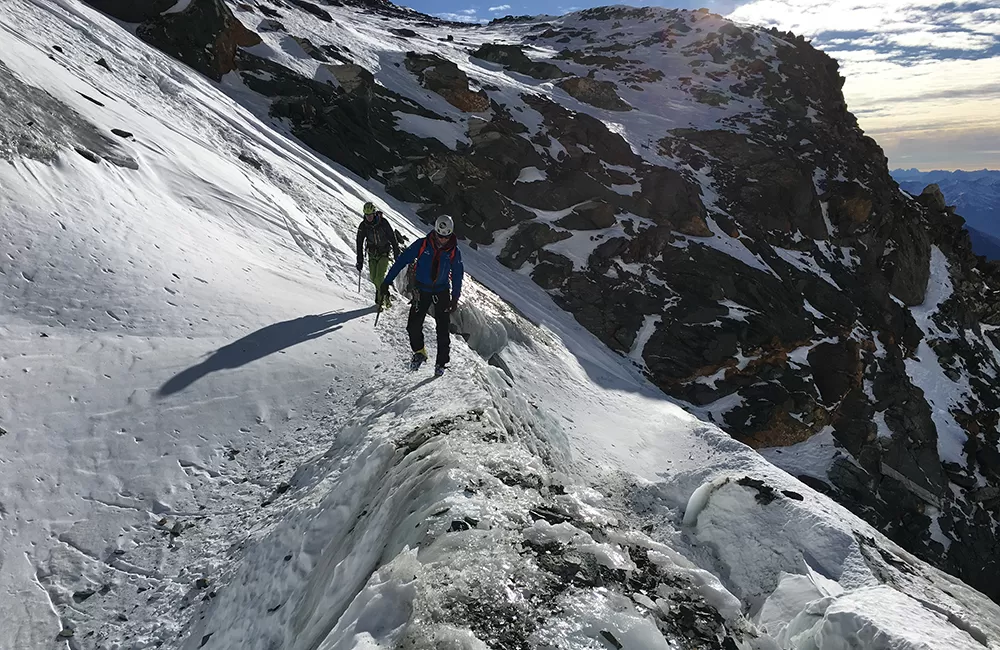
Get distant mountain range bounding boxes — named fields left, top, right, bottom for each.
left=892, top=168, right=1000, bottom=259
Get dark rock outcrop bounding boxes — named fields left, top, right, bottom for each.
left=137, top=0, right=261, bottom=81
left=292, top=36, right=330, bottom=61
left=665, top=130, right=825, bottom=239
left=404, top=52, right=490, bottom=112
left=287, top=0, right=332, bottom=21
left=472, top=44, right=566, bottom=79
left=557, top=76, right=631, bottom=111
left=808, top=339, right=861, bottom=404
left=81, top=0, right=176, bottom=23
left=499, top=222, right=572, bottom=269
left=555, top=201, right=616, bottom=230
left=236, top=52, right=446, bottom=180
left=634, top=168, right=710, bottom=236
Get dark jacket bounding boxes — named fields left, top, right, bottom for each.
left=356, top=214, right=400, bottom=265
left=385, top=233, right=463, bottom=298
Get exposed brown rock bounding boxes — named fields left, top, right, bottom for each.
left=405, top=52, right=490, bottom=112
left=557, top=77, right=631, bottom=111
left=137, top=0, right=261, bottom=81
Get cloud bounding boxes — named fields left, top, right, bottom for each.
left=489, top=4, right=511, bottom=11
left=728, top=0, right=1000, bottom=169
left=890, top=30, right=995, bottom=50
left=436, top=9, right=486, bottom=22
left=730, top=1, right=1000, bottom=41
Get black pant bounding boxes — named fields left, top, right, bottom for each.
left=407, top=290, right=450, bottom=366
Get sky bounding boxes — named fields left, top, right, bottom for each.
left=402, top=0, right=1000, bottom=171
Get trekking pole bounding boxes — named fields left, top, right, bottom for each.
left=374, top=297, right=383, bottom=328
left=357, top=267, right=362, bottom=293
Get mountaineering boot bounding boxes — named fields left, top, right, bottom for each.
left=410, top=348, right=428, bottom=371
left=434, top=365, right=445, bottom=377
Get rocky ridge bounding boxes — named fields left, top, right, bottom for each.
left=80, top=0, right=1000, bottom=603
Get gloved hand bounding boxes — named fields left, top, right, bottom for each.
left=379, top=281, right=391, bottom=297
left=356, top=261, right=363, bottom=272
left=448, top=296, right=459, bottom=313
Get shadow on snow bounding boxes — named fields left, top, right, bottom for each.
left=157, top=308, right=374, bottom=396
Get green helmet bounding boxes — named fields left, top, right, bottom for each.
left=363, top=201, right=376, bottom=216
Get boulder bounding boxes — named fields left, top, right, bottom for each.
left=633, top=168, right=710, bottom=236
left=918, top=184, right=947, bottom=212
left=404, top=52, right=490, bottom=112
left=827, top=181, right=873, bottom=234
left=532, top=251, right=574, bottom=289
left=292, top=37, right=329, bottom=62
left=287, top=0, right=332, bottom=21
left=884, top=216, right=931, bottom=306
left=137, top=0, right=261, bottom=81
left=732, top=404, right=815, bottom=449
left=807, top=339, right=861, bottom=404
left=507, top=169, right=614, bottom=211
left=258, top=18, right=284, bottom=31
left=499, top=222, right=572, bottom=270
left=557, top=274, right=653, bottom=353
left=322, top=64, right=373, bottom=95
left=557, top=77, right=631, bottom=111
left=468, top=112, right=545, bottom=181
left=448, top=190, right=535, bottom=246
left=523, top=94, right=639, bottom=167
left=556, top=201, right=617, bottom=230
left=472, top=44, right=566, bottom=80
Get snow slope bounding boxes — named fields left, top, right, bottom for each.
left=2, top=1, right=1000, bottom=649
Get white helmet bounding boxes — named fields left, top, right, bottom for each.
left=434, top=215, right=454, bottom=237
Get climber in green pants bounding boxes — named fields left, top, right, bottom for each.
left=356, top=202, right=401, bottom=308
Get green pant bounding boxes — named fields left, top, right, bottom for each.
left=368, top=254, right=390, bottom=303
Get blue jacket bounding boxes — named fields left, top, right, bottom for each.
left=385, top=233, right=463, bottom=298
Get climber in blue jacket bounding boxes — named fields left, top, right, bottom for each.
left=381, top=215, right=463, bottom=375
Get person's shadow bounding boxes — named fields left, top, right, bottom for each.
left=157, top=308, right=374, bottom=397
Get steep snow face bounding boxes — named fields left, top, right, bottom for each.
left=0, top=3, right=385, bottom=646
left=904, top=247, right=972, bottom=466
left=3, top=2, right=1000, bottom=650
